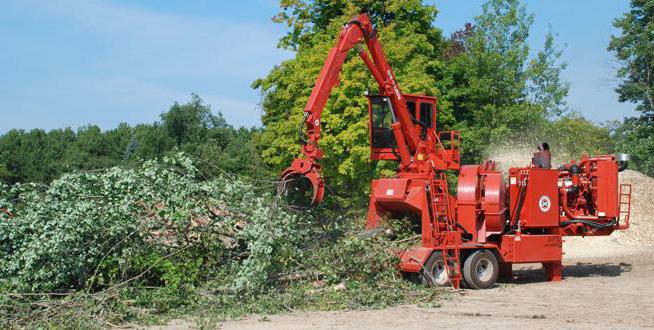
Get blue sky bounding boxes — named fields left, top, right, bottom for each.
left=0, top=0, right=635, bottom=133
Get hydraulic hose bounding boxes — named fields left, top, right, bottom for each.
left=510, top=183, right=528, bottom=230
left=297, top=112, right=309, bottom=144
left=560, top=219, right=617, bottom=229
left=455, top=222, right=471, bottom=240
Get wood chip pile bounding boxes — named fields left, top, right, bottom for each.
left=565, top=170, right=654, bottom=258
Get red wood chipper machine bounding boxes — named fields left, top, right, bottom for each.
left=279, top=13, right=632, bottom=289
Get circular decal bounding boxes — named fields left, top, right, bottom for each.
left=538, top=195, right=551, bottom=212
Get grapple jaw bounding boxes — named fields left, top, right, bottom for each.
left=279, top=158, right=325, bottom=208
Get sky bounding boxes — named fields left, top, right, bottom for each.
left=0, top=0, right=637, bottom=133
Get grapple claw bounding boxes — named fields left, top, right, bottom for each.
left=279, top=158, right=325, bottom=208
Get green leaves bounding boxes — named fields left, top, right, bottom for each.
left=609, top=0, right=654, bottom=115
left=438, top=0, right=569, bottom=162
left=256, top=0, right=572, bottom=197
left=0, top=94, right=272, bottom=185
left=255, top=0, right=445, bottom=202
left=161, top=94, right=226, bottom=147
left=613, top=117, right=654, bottom=175
left=609, top=0, right=654, bottom=175
left=0, top=157, right=443, bottom=327
left=0, top=155, right=301, bottom=295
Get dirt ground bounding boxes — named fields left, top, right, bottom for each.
left=156, top=252, right=654, bottom=329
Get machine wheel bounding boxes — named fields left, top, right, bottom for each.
left=419, top=251, right=450, bottom=287
left=462, top=249, right=499, bottom=289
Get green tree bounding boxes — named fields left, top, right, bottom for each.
left=609, top=0, right=654, bottom=175
left=255, top=0, right=570, bottom=201
left=0, top=164, right=12, bottom=183
left=547, top=113, right=613, bottom=158
left=613, top=117, right=654, bottom=175
left=161, top=94, right=224, bottom=147
left=609, top=0, right=654, bottom=116
left=254, top=0, right=447, bottom=202
left=64, top=125, right=119, bottom=171
left=439, top=0, right=568, bottom=162
left=528, top=30, right=569, bottom=117
left=0, top=95, right=267, bottom=184
left=131, top=123, right=174, bottom=161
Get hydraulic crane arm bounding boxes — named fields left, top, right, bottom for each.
left=280, top=13, right=419, bottom=206
left=300, top=13, right=418, bottom=158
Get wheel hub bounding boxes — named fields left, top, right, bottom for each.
left=476, top=259, right=492, bottom=282
left=430, top=260, right=447, bottom=284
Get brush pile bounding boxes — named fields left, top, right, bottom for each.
left=0, top=154, right=438, bottom=328
left=0, top=154, right=309, bottom=294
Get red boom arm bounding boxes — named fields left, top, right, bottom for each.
left=281, top=13, right=419, bottom=205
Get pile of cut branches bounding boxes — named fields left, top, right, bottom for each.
left=0, top=155, right=444, bottom=328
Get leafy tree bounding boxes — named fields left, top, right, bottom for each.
left=0, top=164, right=15, bottom=184
left=613, top=117, right=654, bottom=175
left=254, top=0, right=447, bottom=202
left=547, top=113, right=613, bottom=158
left=609, top=0, right=654, bottom=175
left=439, top=0, right=568, bottom=162
left=131, top=123, right=174, bottom=161
left=255, top=0, right=571, bottom=201
left=609, top=0, right=654, bottom=116
left=64, top=125, right=119, bottom=171
left=161, top=94, right=225, bottom=146
left=528, top=30, right=569, bottom=117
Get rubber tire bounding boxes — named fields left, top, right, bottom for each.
left=462, top=249, right=499, bottom=289
left=419, top=251, right=450, bottom=287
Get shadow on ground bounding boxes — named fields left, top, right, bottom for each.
left=504, top=262, right=633, bottom=284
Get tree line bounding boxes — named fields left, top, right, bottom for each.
left=0, top=95, right=269, bottom=184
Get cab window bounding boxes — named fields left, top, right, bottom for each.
left=372, top=97, right=393, bottom=128
left=370, top=96, right=396, bottom=149
left=406, top=101, right=416, bottom=120
left=419, top=102, right=433, bottom=128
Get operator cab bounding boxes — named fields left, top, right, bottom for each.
left=368, top=94, right=437, bottom=161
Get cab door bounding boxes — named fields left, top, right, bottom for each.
left=369, top=95, right=397, bottom=160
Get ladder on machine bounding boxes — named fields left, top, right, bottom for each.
left=430, top=172, right=462, bottom=288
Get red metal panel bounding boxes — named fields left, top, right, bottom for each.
left=522, top=169, right=559, bottom=228
left=595, top=160, right=619, bottom=218
left=500, top=235, right=562, bottom=263
left=398, top=247, right=435, bottom=273
left=457, top=165, right=482, bottom=242
left=372, top=178, right=409, bottom=201
left=482, top=172, right=506, bottom=234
